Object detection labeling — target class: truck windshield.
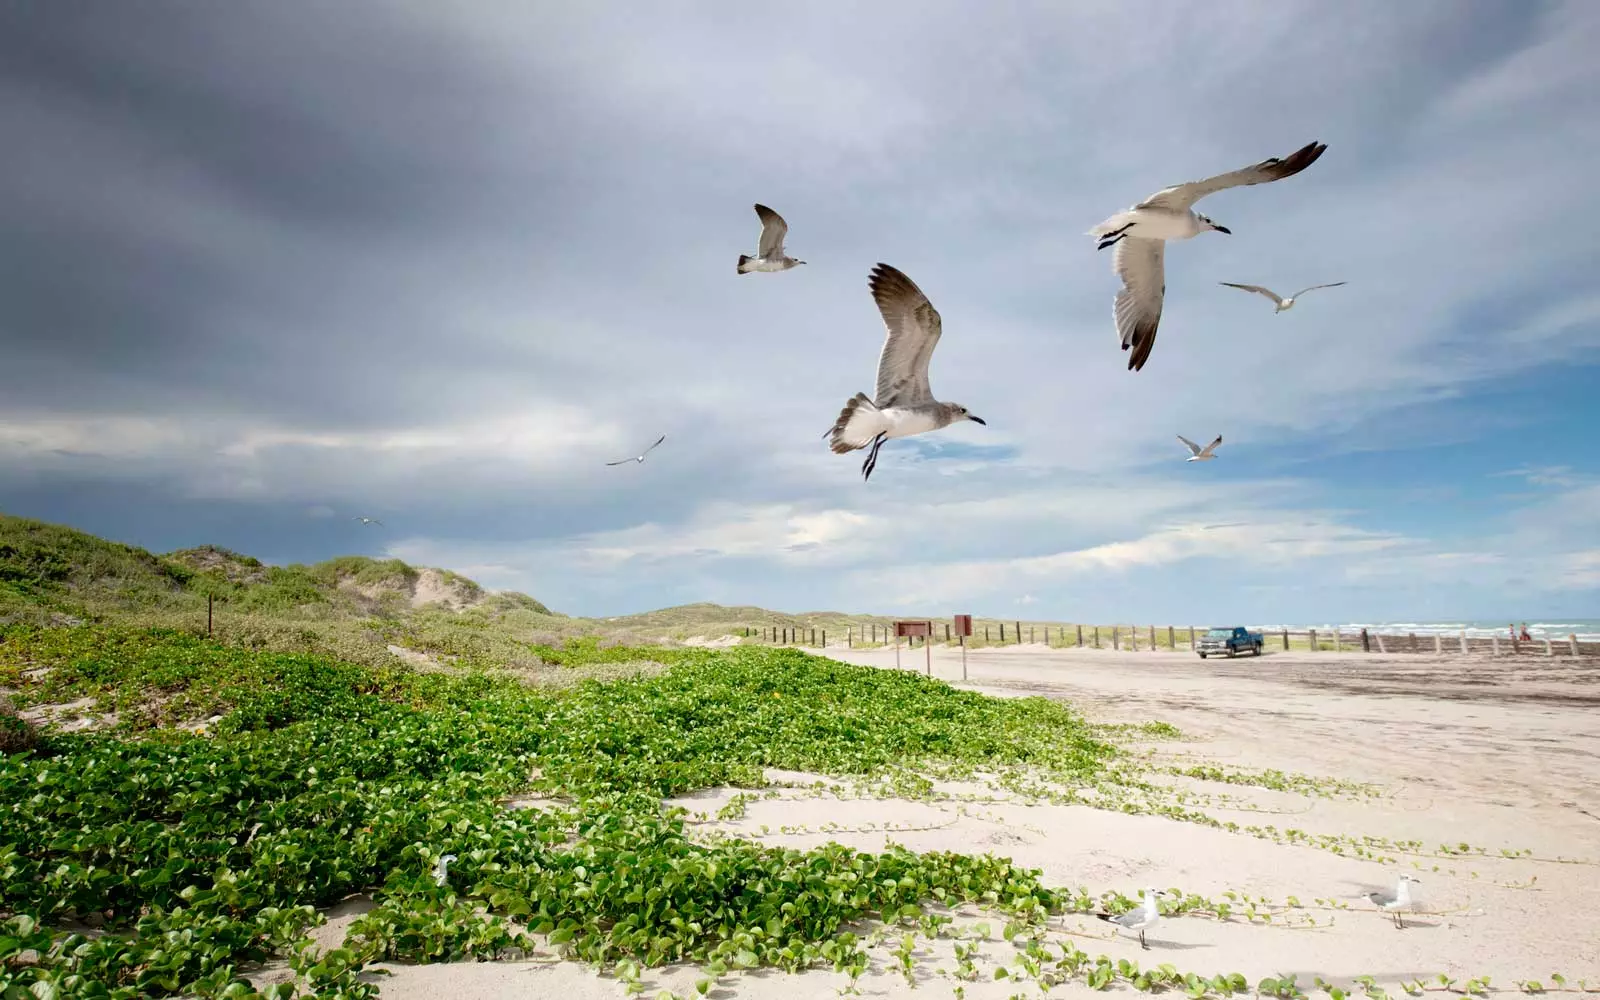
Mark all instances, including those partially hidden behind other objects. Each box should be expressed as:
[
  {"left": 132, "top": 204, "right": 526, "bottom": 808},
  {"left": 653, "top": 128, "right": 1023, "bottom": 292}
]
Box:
[{"left": 1204, "top": 629, "right": 1233, "bottom": 637}]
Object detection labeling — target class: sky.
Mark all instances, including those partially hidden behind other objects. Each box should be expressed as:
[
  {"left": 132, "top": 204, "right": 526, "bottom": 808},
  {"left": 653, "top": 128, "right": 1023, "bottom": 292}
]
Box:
[{"left": 2, "top": 0, "right": 1598, "bottom": 624}]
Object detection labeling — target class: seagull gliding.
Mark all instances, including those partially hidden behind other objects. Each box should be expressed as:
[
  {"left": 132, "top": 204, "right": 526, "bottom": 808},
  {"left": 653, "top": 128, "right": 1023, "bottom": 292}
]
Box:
[
  {"left": 1178, "top": 434, "right": 1223, "bottom": 462},
  {"left": 1219, "top": 280, "right": 1346, "bottom": 313},
  {"left": 737, "top": 204, "right": 805, "bottom": 274},
  {"left": 606, "top": 434, "right": 667, "bottom": 466}
]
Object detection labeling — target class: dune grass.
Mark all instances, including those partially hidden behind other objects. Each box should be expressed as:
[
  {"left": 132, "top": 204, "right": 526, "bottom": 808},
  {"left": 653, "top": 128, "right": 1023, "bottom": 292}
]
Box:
[{"left": 0, "top": 625, "right": 1114, "bottom": 998}]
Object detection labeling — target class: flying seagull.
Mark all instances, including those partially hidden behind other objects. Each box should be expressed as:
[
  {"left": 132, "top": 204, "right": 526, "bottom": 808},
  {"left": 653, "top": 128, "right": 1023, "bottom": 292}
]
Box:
[
  {"left": 606, "top": 434, "right": 667, "bottom": 466},
  {"left": 1096, "top": 888, "right": 1166, "bottom": 949},
  {"left": 1364, "top": 874, "right": 1420, "bottom": 929},
  {"left": 1088, "top": 141, "right": 1329, "bottom": 371},
  {"left": 1220, "top": 280, "right": 1347, "bottom": 313},
  {"left": 1178, "top": 434, "right": 1223, "bottom": 462},
  {"left": 826, "top": 263, "right": 986, "bottom": 481},
  {"left": 737, "top": 203, "right": 805, "bottom": 274},
  {"left": 353, "top": 516, "right": 384, "bottom": 526}
]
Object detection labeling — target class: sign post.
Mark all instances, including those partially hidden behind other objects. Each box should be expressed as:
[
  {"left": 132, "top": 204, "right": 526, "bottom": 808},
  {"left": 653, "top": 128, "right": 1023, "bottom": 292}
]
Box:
[
  {"left": 953, "top": 614, "right": 973, "bottom": 681},
  {"left": 895, "top": 621, "right": 933, "bottom": 676}
]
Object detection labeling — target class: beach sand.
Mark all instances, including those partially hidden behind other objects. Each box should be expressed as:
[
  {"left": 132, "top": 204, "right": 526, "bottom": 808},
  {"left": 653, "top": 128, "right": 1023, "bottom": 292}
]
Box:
[{"left": 270, "top": 644, "right": 1600, "bottom": 998}]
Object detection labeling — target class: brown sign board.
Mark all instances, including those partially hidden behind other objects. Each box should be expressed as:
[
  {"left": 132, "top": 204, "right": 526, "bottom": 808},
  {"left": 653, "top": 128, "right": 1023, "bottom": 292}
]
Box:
[
  {"left": 952, "top": 614, "right": 973, "bottom": 637},
  {"left": 894, "top": 620, "right": 931, "bottom": 638}
]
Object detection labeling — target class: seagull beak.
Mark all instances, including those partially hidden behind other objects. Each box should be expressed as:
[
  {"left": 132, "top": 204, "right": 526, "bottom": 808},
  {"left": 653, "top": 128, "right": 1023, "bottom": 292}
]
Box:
[
  {"left": 967, "top": 415, "right": 987, "bottom": 425},
  {"left": 1211, "top": 224, "right": 1231, "bottom": 235}
]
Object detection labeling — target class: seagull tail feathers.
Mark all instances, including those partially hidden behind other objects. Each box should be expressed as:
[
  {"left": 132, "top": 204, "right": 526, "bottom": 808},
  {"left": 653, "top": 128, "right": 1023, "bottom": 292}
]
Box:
[
  {"left": 737, "top": 254, "right": 755, "bottom": 274},
  {"left": 1087, "top": 212, "right": 1137, "bottom": 238},
  {"left": 1094, "top": 913, "right": 1117, "bottom": 924},
  {"left": 828, "top": 392, "right": 882, "bottom": 454}
]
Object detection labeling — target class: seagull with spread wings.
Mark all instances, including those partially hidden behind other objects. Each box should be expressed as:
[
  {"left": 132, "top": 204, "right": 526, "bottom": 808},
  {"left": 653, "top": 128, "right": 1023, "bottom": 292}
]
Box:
[
  {"left": 1178, "top": 434, "right": 1223, "bottom": 462},
  {"left": 1088, "top": 141, "right": 1329, "bottom": 371},
  {"left": 826, "top": 263, "right": 986, "bottom": 481},
  {"left": 353, "top": 516, "right": 384, "bottom": 526},
  {"left": 736, "top": 203, "right": 805, "bottom": 274},
  {"left": 606, "top": 434, "right": 667, "bottom": 466},
  {"left": 1220, "top": 280, "right": 1346, "bottom": 313}
]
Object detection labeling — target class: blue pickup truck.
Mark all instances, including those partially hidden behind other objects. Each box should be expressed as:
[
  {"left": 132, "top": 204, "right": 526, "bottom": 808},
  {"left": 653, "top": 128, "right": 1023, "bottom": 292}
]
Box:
[{"left": 1197, "top": 626, "right": 1264, "bottom": 658}]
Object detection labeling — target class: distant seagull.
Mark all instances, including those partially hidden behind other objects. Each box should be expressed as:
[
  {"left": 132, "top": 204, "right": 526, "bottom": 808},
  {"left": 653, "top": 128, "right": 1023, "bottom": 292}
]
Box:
[
  {"left": 826, "top": 263, "right": 986, "bottom": 481},
  {"left": 1096, "top": 888, "right": 1166, "bottom": 950},
  {"left": 353, "top": 516, "right": 384, "bottom": 526},
  {"left": 737, "top": 203, "right": 805, "bottom": 274},
  {"left": 1202, "top": 522, "right": 1248, "bottom": 530},
  {"left": 1220, "top": 280, "right": 1347, "bottom": 313},
  {"left": 1178, "top": 434, "right": 1223, "bottom": 462},
  {"left": 1088, "top": 141, "right": 1329, "bottom": 371},
  {"left": 605, "top": 434, "right": 667, "bottom": 466},
  {"left": 1364, "top": 874, "right": 1420, "bottom": 929}
]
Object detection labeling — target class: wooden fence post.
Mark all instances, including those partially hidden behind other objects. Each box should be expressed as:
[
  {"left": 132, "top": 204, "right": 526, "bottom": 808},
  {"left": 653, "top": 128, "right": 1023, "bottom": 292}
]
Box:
[
  {"left": 945, "top": 623, "right": 951, "bottom": 642},
  {"left": 1189, "top": 626, "right": 1196, "bottom": 650},
  {"left": 1434, "top": 634, "right": 1442, "bottom": 654},
  {"left": 1077, "top": 624, "right": 1084, "bottom": 647},
  {"left": 1511, "top": 634, "right": 1520, "bottom": 655},
  {"left": 1148, "top": 625, "right": 1156, "bottom": 650},
  {"left": 1015, "top": 621, "right": 1022, "bottom": 645},
  {"left": 1112, "top": 627, "right": 1120, "bottom": 651},
  {"left": 1361, "top": 627, "right": 1370, "bottom": 652},
  {"left": 1131, "top": 627, "right": 1139, "bottom": 652},
  {"left": 1460, "top": 629, "right": 1468, "bottom": 654},
  {"left": 1167, "top": 625, "right": 1175, "bottom": 650},
  {"left": 1282, "top": 628, "right": 1289, "bottom": 651},
  {"left": 1492, "top": 635, "right": 1500, "bottom": 656},
  {"left": 822, "top": 630, "right": 827, "bottom": 647},
  {"left": 1309, "top": 628, "right": 1318, "bottom": 651},
  {"left": 847, "top": 628, "right": 852, "bottom": 648},
  {"left": 1409, "top": 632, "right": 1418, "bottom": 652},
  {"left": 985, "top": 626, "right": 991, "bottom": 642},
  {"left": 1093, "top": 626, "right": 1100, "bottom": 648},
  {"left": 1030, "top": 626, "right": 1035, "bottom": 644},
  {"left": 1571, "top": 633, "right": 1581, "bottom": 657},
  {"left": 1543, "top": 638, "right": 1553, "bottom": 656}
]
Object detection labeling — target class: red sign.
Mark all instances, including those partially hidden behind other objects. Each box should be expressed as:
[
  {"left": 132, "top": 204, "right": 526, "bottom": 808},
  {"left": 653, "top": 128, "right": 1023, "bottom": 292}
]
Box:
[
  {"left": 952, "top": 614, "right": 973, "bottom": 637},
  {"left": 895, "top": 620, "right": 931, "bottom": 638}
]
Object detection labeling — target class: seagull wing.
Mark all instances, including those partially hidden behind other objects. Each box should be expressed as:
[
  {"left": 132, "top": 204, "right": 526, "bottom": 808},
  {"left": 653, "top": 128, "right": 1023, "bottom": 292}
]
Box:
[
  {"left": 604, "top": 457, "right": 633, "bottom": 466},
  {"left": 754, "top": 203, "right": 788, "bottom": 259},
  {"left": 641, "top": 433, "right": 667, "bottom": 456},
  {"left": 1113, "top": 237, "right": 1165, "bottom": 372},
  {"left": 869, "top": 263, "right": 943, "bottom": 408},
  {"left": 1202, "top": 434, "right": 1222, "bottom": 456},
  {"left": 1177, "top": 434, "right": 1202, "bottom": 456},
  {"left": 1219, "top": 281, "right": 1285, "bottom": 305},
  {"left": 1137, "top": 141, "right": 1328, "bottom": 212},
  {"left": 1289, "top": 281, "right": 1347, "bottom": 299}
]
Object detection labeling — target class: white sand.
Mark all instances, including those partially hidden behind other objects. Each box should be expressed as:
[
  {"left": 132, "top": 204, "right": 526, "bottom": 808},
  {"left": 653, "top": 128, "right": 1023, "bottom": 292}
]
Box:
[{"left": 280, "top": 644, "right": 1600, "bottom": 997}]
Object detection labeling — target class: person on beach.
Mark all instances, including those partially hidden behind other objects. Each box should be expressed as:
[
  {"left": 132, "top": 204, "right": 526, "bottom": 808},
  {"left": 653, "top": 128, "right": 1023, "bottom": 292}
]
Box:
[{"left": 1520, "top": 623, "right": 1532, "bottom": 641}]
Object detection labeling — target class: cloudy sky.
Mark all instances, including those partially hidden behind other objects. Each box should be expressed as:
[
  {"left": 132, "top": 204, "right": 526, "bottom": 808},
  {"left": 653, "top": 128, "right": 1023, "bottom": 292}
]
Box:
[{"left": 3, "top": 1, "right": 1598, "bottom": 624}]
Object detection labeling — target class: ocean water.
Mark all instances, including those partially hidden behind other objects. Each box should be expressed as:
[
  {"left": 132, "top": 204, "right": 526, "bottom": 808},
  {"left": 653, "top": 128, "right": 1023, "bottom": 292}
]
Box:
[{"left": 1274, "top": 620, "right": 1600, "bottom": 641}]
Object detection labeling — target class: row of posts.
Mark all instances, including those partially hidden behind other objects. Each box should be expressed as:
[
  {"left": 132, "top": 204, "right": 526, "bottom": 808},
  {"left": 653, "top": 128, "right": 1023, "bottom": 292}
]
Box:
[{"left": 743, "top": 624, "right": 1588, "bottom": 657}]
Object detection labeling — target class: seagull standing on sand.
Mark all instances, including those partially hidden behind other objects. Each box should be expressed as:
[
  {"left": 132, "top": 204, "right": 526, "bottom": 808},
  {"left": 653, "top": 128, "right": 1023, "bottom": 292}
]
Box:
[
  {"left": 353, "top": 516, "right": 384, "bottom": 526},
  {"left": 1220, "top": 280, "right": 1347, "bottom": 313},
  {"left": 737, "top": 204, "right": 805, "bottom": 274},
  {"left": 1365, "top": 874, "right": 1420, "bottom": 928},
  {"left": 1088, "top": 141, "right": 1329, "bottom": 371},
  {"left": 606, "top": 434, "right": 667, "bottom": 466},
  {"left": 1178, "top": 434, "right": 1223, "bottom": 462},
  {"left": 1096, "top": 888, "right": 1166, "bottom": 949},
  {"left": 827, "top": 263, "right": 987, "bottom": 481}
]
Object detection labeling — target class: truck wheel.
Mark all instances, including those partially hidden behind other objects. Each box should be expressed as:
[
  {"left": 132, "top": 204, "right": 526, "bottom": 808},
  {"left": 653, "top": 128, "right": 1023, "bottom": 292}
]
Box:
[
  {"left": 1198, "top": 652, "right": 1207, "bottom": 659},
  {"left": 1226, "top": 648, "right": 1236, "bottom": 658},
  {"left": 1253, "top": 643, "right": 1262, "bottom": 656}
]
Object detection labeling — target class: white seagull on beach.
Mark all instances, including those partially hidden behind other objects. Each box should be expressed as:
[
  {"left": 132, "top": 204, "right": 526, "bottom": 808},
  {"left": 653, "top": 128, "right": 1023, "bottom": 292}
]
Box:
[
  {"left": 605, "top": 434, "right": 667, "bottom": 466},
  {"left": 1364, "top": 874, "right": 1420, "bottom": 929},
  {"left": 1096, "top": 888, "right": 1166, "bottom": 949},
  {"left": 1178, "top": 434, "right": 1223, "bottom": 462},
  {"left": 1220, "top": 280, "right": 1347, "bottom": 313},
  {"left": 737, "top": 203, "right": 805, "bottom": 274},
  {"left": 826, "top": 263, "right": 987, "bottom": 481},
  {"left": 432, "top": 854, "right": 456, "bottom": 887},
  {"left": 353, "top": 516, "right": 384, "bottom": 526},
  {"left": 1088, "top": 141, "right": 1329, "bottom": 371}
]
